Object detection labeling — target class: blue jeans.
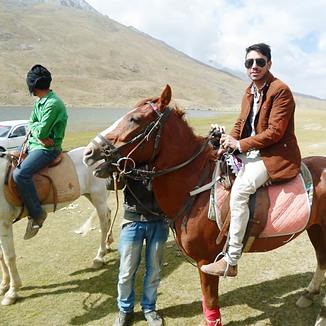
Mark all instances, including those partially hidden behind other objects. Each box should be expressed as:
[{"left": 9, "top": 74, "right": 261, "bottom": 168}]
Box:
[
  {"left": 13, "top": 149, "right": 60, "bottom": 219},
  {"left": 117, "top": 220, "right": 169, "bottom": 313}
]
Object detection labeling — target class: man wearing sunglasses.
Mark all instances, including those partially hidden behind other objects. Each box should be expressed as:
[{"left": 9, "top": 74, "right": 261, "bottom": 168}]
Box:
[{"left": 201, "top": 43, "right": 301, "bottom": 277}]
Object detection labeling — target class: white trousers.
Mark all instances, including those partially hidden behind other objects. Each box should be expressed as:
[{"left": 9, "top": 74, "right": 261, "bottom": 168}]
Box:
[{"left": 225, "top": 154, "right": 269, "bottom": 266}]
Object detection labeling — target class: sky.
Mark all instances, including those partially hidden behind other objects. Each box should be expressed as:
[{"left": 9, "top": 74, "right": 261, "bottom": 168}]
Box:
[{"left": 87, "top": 0, "right": 326, "bottom": 99}]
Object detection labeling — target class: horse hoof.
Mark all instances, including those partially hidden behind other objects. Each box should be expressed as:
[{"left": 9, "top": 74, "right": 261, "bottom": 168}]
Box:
[
  {"left": 1, "top": 295, "right": 17, "bottom": 306},
  {"left": 296, "top": 295, "right": 314, "bottom": 308},
  {"left": 92, "top": 258, "right": 104, "bottom": 269}
]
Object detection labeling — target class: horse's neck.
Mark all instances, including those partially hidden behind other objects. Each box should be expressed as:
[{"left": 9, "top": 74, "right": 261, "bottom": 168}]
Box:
[
  {"left": 68, "top": 147, "right": 89, "bottom": 194},
  {"left": 68, "top": 147, "right": 107, "bottom": 196},
  {"left": 152, "top": 129, "right": 213, "bottom": 217}
]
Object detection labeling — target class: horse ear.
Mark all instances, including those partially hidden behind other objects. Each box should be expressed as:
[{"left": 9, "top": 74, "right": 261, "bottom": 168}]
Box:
[{"left": 157, "top": 84, "right": 172, "bottom": 110}]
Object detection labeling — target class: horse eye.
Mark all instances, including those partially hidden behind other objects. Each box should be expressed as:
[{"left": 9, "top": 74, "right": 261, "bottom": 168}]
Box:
[{"left": 129, "top": 116, "right": 140, "bottom": 124}]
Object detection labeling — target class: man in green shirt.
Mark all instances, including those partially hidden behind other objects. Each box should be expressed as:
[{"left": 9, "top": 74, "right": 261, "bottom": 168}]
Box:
[{"left": 13, "top": 65, "right": 68, "bottom": 240}]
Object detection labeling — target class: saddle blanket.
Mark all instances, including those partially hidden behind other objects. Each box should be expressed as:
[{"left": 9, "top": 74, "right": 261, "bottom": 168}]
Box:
[
  {"left": 5, "top": 153, "right": 80, "bottom": 208},
  {"left": 259, "top": 174, "right": 310, "bottom": 238},
  {"left": 213, "top": 173, "right": 310, "bottom": 238}
]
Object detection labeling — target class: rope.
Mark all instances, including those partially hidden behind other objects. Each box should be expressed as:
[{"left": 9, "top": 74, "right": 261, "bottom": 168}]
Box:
[
  {"left": 17, "top": 131, "right": 30, "bottom": 166},
  {"left": 105, "top": 173, "right": 121, "bottom": 245}
]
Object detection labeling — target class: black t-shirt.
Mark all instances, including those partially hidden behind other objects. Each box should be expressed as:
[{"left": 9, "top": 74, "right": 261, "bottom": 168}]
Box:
[{"left": 123, "top": 178, "right": 164, "bottom": 221}]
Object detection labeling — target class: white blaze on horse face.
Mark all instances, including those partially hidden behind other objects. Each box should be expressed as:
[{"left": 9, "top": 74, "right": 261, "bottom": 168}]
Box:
[{"left": 94, "top": 108, "right": 138, "bottom": 145}]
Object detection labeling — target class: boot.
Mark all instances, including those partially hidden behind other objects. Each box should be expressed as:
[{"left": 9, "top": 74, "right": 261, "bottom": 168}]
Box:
[
  {"left": 144, "top": 310, "right": 164, "bottom": 326},
  {"left": 24, "top": 210, "right": 47, "bottom": 240},
  {"left": 200, "top": 258, "right": 237, "bottom": 277},
  {"left": 113, "top": 311, "right": 134, "bottom": 326}
]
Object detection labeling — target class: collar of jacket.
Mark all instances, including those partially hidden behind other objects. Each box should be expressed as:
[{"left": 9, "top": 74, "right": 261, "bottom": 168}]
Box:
[{"left": 245, "top": 72, "right": 275, "bottom": 96}]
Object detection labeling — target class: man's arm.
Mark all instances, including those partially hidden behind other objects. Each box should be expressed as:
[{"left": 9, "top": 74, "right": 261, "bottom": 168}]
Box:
[{"left": 29, "top": 101, "right": 58, "bottom": 140}]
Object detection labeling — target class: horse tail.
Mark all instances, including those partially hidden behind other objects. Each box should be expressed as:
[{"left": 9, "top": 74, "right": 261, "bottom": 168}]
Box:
[{"left": 74, "top": 210, "right": 97, "bottom": 235}]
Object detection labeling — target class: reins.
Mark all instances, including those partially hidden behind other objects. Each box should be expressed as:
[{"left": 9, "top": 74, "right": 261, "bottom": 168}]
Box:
[
  {"left": 105, "top": 172, "right": 120, "bottom": 245},
  {"left": 92, "top": 105, "right": 172, "bottom": 167},
  {"left": 97, "top": 104, "right": 219, "bottom": 261}
]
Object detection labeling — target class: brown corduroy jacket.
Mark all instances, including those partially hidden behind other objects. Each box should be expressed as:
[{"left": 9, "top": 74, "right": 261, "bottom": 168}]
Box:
[{"left": 230, "top": 72, "right": 301, "bottom": 181}]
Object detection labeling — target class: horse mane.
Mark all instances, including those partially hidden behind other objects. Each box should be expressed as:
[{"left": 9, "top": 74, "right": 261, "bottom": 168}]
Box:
[
  {"left": 133, "top": 97, "right": 215, "bottom": 160},
  {"left": 133, "top": 97, "right": 159, "bottom": 108},
  {"left": 168, "top": 103, "right": 217, "bottom": 161},
  {"left": 171, "top": 104, "right": 203, "bottom": 141},
  {"left": 134, "top": 97, "right": 203, "bottom": 141}
]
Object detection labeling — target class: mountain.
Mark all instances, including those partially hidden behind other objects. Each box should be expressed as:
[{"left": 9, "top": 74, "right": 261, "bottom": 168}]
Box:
[
  {"left": 2, "top": 0, "right": 96, "bottom": 12},
  {"left": 0, "top": 0, "right": 325, "bottom": 112}
]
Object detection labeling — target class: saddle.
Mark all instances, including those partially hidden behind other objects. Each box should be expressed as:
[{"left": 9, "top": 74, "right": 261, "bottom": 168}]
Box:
[
  {"left": 207, "top": 156, "right": 312, "bottom": 252},
  {"left": 4, "top": 152, "right": 80, "bottom": 219}
]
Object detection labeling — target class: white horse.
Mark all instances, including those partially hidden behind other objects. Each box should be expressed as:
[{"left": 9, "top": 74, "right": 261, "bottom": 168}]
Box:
[{"left": 0, "top": 146, "right": 112, "bottom": 305}]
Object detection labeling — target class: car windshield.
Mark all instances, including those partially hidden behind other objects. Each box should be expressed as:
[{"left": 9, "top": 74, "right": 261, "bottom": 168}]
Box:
[{"left": 0, "top": 125, "right": 11, "bottom": 137}]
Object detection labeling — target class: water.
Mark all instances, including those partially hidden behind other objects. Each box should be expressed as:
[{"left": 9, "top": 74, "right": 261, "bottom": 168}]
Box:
[{"left": 0, "top": 106, "right": 220, "bottom": 133}]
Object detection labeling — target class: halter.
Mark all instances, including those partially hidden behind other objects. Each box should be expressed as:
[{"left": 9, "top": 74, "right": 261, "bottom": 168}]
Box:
[
  {"left": 92, "top": 102, "right": 171, "bottom": 177},
  {"left": 93, "top": 102, "right": 214, "bottom": 181}
]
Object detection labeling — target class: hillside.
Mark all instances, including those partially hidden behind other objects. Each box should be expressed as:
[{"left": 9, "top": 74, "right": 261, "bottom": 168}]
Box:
[{"left": 0, "top": 0, "right": 325, "bottom": 112}]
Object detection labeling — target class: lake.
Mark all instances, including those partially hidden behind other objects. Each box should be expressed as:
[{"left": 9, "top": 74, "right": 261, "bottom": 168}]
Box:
[{"left": 0, "top": 106, "right": 221, "bottom": 132}]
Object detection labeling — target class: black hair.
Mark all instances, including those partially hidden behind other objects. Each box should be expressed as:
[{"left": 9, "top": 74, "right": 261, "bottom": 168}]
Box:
[
  {"left": 26, "top": 64, "right": 52, "bottom": 93},
  {"left": 245, "top": 43, "right": 271, "bottom": 61}
]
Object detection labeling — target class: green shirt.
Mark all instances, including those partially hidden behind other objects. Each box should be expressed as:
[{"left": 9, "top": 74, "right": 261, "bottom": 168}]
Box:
[{"left": 28, "top": 90, "right": 68, "bottom": 151}]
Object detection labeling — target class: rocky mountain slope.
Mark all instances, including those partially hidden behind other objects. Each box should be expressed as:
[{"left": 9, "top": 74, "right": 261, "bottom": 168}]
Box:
[{"left": 0, "top": 0, "right": 325, "bottom": 111}]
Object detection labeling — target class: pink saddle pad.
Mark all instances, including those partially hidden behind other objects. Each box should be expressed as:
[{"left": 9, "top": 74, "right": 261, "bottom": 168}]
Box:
[{"left": 259, "top": 174, "right": 310, "bottom": 238}]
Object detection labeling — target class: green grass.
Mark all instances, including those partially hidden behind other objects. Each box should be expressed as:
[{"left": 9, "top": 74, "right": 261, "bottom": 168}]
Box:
[
  {"left": 62, "top": 109, "right": 326, "bottom": 156},
  {"left": 1, "top": 110, "right": 326, "bottom": 325},
  {"left": 63, "top": 130, "right": 98, "bottom": 151}
]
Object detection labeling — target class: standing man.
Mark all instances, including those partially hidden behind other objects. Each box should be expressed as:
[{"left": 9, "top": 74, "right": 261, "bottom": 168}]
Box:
[
  {"left": 114, "top": 177, "right": 169, "bottom": 326},
  {"left": 13, "top": 64, "right": 68, "bottom": 240},
  {"left": 201, "top": 43, "right": 301, "bottom": 277}
]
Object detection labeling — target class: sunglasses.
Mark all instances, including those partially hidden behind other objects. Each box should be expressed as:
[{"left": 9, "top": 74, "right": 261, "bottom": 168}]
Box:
[{"left": 245, "top": 58, "right": 267, "bottom": 69}]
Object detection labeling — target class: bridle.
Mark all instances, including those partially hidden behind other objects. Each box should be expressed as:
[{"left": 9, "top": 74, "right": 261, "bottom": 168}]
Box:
[
  {"left": 92, "top": 102, "right": 170, "bottom": 177},
  {"left": 94, "top": 102, "right": 219, "bottom": 263},
  {"left": 91, "top": 102, "right": 214, "bottom": 181}
]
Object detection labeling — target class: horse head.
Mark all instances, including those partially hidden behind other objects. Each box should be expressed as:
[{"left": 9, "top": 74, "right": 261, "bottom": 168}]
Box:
[{"left": 83, "top": 85, "right": 177, "bottom": 178}]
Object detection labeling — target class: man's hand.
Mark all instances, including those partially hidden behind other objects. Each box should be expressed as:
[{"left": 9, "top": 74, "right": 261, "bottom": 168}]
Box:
[
  {"left": 220, "top": 134, "right": 238, "bottom": 150},
  {"left": 39, "top": 137, "right": 54, "bottom": 147}
]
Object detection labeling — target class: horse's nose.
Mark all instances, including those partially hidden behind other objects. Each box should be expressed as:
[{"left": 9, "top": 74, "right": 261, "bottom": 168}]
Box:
[
  {"left": 84, "top": 147, "right": 93, "bottom": 158},
  {"left": 83, "top": 147, "right": 96, "bottom": 166}
]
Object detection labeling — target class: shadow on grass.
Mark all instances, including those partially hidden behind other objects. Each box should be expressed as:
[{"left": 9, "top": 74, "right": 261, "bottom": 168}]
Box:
[
  {"left": 17, "top": 240, "right": 324, "bottom": 325},
  {"left": 19, "top": 239, "right": 188, "bottom": 325},
  {"left": 158, "top": 272, "right": 323, "bottom": 326},
  {"left": 221, "top": 272, "right": 323, "bottom": 326}
]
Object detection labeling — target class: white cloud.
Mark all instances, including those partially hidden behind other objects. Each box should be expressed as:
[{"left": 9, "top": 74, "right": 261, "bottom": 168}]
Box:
[{"left": 87, "top": 0, "right": 326, "bottom": 99}]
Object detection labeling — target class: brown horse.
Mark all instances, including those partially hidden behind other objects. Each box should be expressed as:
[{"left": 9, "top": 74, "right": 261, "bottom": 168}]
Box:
[{"left": 83, "top": 85, "right": 326, "bottom": 326}]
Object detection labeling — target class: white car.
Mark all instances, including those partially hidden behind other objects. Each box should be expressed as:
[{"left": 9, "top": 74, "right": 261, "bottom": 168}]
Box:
[{"left": 0, "top": 120, "right": 29, "bottom": 155}]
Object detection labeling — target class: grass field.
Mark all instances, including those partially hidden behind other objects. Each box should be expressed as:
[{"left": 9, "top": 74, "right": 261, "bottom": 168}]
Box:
[{"left": 1, "top": 108, "right": 326, "bottom": 325}]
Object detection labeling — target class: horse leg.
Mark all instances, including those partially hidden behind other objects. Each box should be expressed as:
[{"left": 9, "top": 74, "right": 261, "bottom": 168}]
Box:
[
  {"left": 89, "top": 194, "right": 111, "bottom": 269},
  {"left": 296, "top": 265, "right": 325, "bottom": 308},
  {"left": 296, "top": 225, "right": 326, "bottom": 326},
  {"left": 0, "top": 222, "right": 22, "bottom": 305},
  {"left": 0, "top": 246, "right": 10, "bottom": 295},
  {"left": 198, "top": 264, "right": 222, "bottom": 326}
]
